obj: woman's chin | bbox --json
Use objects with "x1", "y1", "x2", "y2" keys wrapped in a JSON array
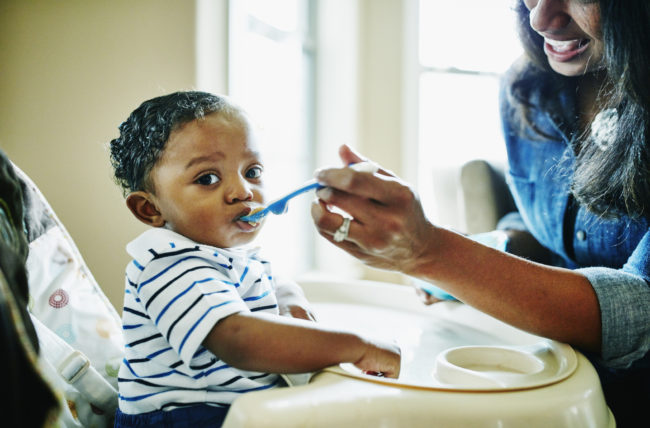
[{"x1": 546, "y1": 50, "x2": 605, "y2": 77}]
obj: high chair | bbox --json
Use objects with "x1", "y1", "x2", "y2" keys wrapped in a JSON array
[
  {"x1": 10, "y1": 160, "x2": 614, "y2": 427},
  {"x1": 13, "y1": 163, "x2": 123, "y2": 427}
]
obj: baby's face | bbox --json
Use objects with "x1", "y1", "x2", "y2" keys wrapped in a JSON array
[{"x1": 148, "y1": 112, "x2": 265, "y2": 248}]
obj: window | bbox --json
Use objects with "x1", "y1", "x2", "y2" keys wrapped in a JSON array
[
  {"x1": 228, "y1": 0, "x2": 316, "y2": 277},
  {"x1": 415, "y1": 0, "x2": 522, "y2": 228}
]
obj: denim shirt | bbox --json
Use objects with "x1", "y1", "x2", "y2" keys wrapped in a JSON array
[{"x1": 498, "y1": 69, "x2": 650, "y2": 371}]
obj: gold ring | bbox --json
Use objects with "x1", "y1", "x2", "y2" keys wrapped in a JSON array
[{"x1": 333, "y1": 217, "x2": 351, "y2": 242}]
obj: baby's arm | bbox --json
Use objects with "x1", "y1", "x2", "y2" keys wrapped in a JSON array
[{"x1": 203, "y1": 312, "x2": 401, "y2": 378}]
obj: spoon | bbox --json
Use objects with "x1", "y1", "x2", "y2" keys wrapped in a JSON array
[{"x1": 240, "y1": 161, "x2": 378, "y2": 224}]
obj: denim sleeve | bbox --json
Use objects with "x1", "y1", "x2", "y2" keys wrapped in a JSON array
[{"x1": 577, "y1": 266, "x2": 650, "y2": 369}]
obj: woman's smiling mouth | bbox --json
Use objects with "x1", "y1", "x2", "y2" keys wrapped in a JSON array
[{"x1": 544, "y1": 38, "x2": 591, "y2": 62}]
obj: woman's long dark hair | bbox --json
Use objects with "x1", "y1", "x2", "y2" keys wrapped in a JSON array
[{"x1": 510, "y1": 0, "x2": 650, "y2": 219}]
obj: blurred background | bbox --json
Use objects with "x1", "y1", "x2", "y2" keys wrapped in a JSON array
[{"x1": 0, "y1": 0, "x2": 520, "y2": 311}]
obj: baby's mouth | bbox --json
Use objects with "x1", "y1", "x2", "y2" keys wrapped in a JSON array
[
  {"x1": 236, "y1": 208, "x2": 261, "y2": 227},
  {"x1": 240, "y1": 218, "x2": 260, "y2": 227}
]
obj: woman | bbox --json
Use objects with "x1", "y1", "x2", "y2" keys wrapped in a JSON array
[{"x1": 311, "y1": 0, "x2": 649, "y2": 424}]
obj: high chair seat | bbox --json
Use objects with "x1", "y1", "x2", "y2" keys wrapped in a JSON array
[{"x1": 13, "y1": 163, "x2": 123, "y2": 428}]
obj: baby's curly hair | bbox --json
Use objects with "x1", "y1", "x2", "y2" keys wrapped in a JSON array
[{"x1": 109, "y1": 91, "x2": 236, "y2": 196}]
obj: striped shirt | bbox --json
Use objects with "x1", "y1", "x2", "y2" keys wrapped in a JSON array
[{"x1": 117, "y1": 228, "x2": 281, "y2": 414}]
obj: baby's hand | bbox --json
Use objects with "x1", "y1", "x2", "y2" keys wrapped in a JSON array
[
  {"x1": 354, "y1": 338, "x2": 401, "y2": 379},
  {"x1": 283, "y1": 304, "x2": 317, "y2": 322}
]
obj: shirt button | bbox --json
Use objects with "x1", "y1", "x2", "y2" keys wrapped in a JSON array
[{"x1": 576, "y1": 230, "x2": 587, "y2": 241}]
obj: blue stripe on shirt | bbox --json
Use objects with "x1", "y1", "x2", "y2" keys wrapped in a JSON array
[
  {"x1": 155, "y1": 277, "x2": 217, "y2": 325},
  {"x1": 147, "y1": 347, "x2": 173, "y2": 359},
  {"x1": 139, "y1": 256, "x2": 213, "y2": 290},
  {"x1": 205, "y1": 289, "x2": 231, "y2": 296},
  {"x1": 243, "y1": 289, "x2": 271, "y2": 302},
  {"x1": 119, "y1": 381, "x2": 226, "y2": 403},
  {"x1": 239, "y1": 266, "x2": 249, "y2": 282},
  {"x1": 218, "y1": 280, "x2": 239, "y2": 288},
  {"x1": 122, "y1": 358, "x2": 186, "y2": 380},
  {"x1": 165, "y1": 294, "x2": 205, "y2": 342},
  {"x1": 178, "y1": 300, "x2": 237, "y2": 355},
  {"x1": 144, "y1": 265, "x2": 220, "y2": 310},
  {"x1": 193, "y1": 363, "x2": 229, "y2": 379},
  {"x1": 118, "y1": 388, "x2": 174, "y2": 402},
  {"x1": 211, "y1": 251, "x2": 234, "y2": 270}
]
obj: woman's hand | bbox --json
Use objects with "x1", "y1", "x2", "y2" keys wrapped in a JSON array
[{"x1": 311, "y1": 145, "x2": 438, "y2": 276}]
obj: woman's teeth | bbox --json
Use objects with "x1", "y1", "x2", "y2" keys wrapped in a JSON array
[{"x1": 545, "y1": 38, "x2": 587, "y2": 53}]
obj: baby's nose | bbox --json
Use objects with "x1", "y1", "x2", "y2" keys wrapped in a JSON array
[{"x1": 226, "y1": 178, "x2": 254, "y2": 203}]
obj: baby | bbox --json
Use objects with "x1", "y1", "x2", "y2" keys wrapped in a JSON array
[{"x1": 108, "y1": 91, "x2": 400, "y2": 427}]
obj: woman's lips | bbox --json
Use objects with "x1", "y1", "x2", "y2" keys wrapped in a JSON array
[{"x1": 544, "y1": 38, "x2": 590, "y2": 62}]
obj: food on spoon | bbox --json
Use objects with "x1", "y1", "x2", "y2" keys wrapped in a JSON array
[{"x1": 244, "y1": 207, "x2": 263, "y2": 226}]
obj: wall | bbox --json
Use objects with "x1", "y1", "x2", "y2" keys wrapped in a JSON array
[
  {"x1": 0, "y1": 0, "x2": 417, "y2": 310},
  {"x1": 0, "y1": 0, "x2": 199, "y2": 309},
  {"x1": 355, "y1": 0, "x2": 412, "y2": 284},
  {"x1": 357, "y1": 0, "x2": 406, "y2": 174},
  {"x1": 311, "y1": 0, "x2": 413, "y2": 285}
]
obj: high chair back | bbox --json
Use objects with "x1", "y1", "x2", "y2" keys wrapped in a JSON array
[{"x1": 14, "y1": 163, "x2": 123, "y2": 427}]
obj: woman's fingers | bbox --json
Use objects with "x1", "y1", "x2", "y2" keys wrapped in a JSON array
[
  {"x1": 338, "y1": 144, "x2": 395, "y2": 178},
  {"x1": 338, "y1": 144, "x2": 365, "y2": 165},
  {"x1": 311, "y1": 145, "x2": 438, "y2": 273},
  {"x1": 315, "y1": 167, "x2": 408, "y2": 211},
  {"x1": 310, "y1": 199, "x2": 401, "y2": 268},
  {"x1": 310, "y1": 200, "x2": 372, "y2": 254},
  {"x1": 315, "y1": 145, "x2": 399, "y2": 205},
  {"x1": 314, "y1": 173, "x2": 421, "y2": 236},
  {"x1": 314, "y1": 187, "x2": 376, "y2": 227},
  {"x1": 311, "y1": 200, "x2": 356, "y2": 242}
]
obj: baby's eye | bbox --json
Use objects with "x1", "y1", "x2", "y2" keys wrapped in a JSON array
[
  {"x1": 196, "y1": 173, "x2": 219, "y2": 186},
  {"x1": 246, "y1": 166, "x2": 263, "y2": 180}
]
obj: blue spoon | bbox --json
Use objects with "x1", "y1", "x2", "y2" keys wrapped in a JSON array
[
  {"x1": 240, "y1": 179, "x2": 324, "y2": 224},
  {"x1": 240, "y1": 161, "x2": 379, "y2": 224}
]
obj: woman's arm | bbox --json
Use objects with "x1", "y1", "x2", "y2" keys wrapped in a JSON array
[
  {"x1": 202, "y1": 311, "x2": 401, "y2": 377},
  {"x1": 416, "y1": 227, "x2": 602, "y2": 351},
  {"x1": 311, "y1": 145, "x2": 602, "y2": 352}
]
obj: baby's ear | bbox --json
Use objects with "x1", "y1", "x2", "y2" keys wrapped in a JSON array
[{"x1": 125, "y1": 191, "x2": 165, "y2": 227}]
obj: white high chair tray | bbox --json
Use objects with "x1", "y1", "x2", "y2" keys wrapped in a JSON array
[{"x1": 224, "y1": 277, "x2": 614, "y2": 428}]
